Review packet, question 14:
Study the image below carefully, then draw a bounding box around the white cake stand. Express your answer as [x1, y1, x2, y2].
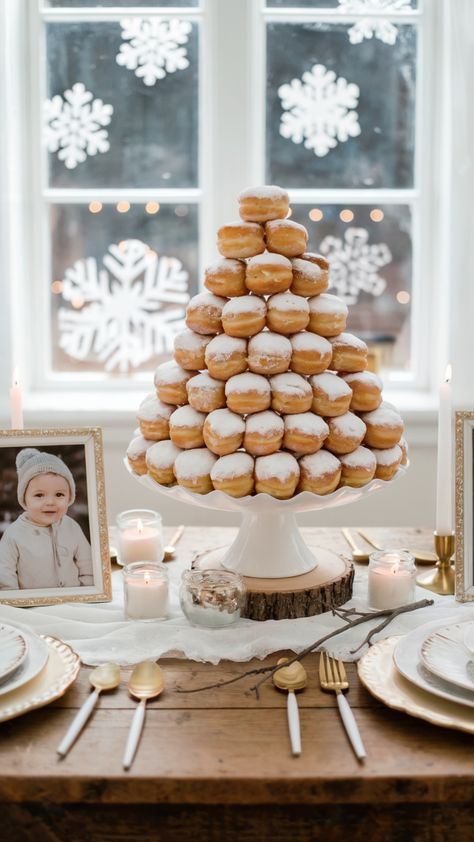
[125, 460, 407, 579]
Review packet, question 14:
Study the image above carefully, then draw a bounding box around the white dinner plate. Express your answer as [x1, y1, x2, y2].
[420, 622, 474, 693]
[393, 613, 474, 710]
[0, 623, 28, 682]
[0, 621, 49, 697]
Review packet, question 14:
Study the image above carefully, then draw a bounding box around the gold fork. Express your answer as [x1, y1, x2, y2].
[319, 653, 367, 762]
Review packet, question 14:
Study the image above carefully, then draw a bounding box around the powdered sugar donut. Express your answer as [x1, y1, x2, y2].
[309, 372, 353, 417]
[205, 335, 248, 380]
[372, 444, 402, 480]
[203, 408, 245, 456]
[291, 257, 329, 297]
[217, 221, 265, 259]
[361, 406, 404, 449]
[186, 372, 226, 413]
[399, 436, 408, 466]
[342, 371, 383, 412]
[239, 185, 289, 223]
[174, 329, 212, 371]
[298, 450, 342, 495]
[270, 372, 313, 414]
[154, 360, 196, 406]
[146, 440, 182, 486]
[329, 333, 368, 373]
[300, 252, 330, 272]
[126, 435, 154, 476]
[185, 292, 227, 336]
[247, 331, 292, 375]
[204, 258, 247, 298]
[137, 394, 175, 441]
[225, 372, 271, 414]
[255, 452, 300, 499]
[283, 412, 329, 455]
[221, 295, 266, 338]
[169, 405, 206, 450]
[243, 410, 284, 456]
[174, 448, 217, 494]
[325, 412, 367, 455]
[308, 294, 348, 337]
[211, 452, 255, 497]
[266, 292, 310, 335]
[245, 253, 292, 295]
[338, 446, 376, 488]
[290, 332, 332, 376]
[265, 219, 308, 258]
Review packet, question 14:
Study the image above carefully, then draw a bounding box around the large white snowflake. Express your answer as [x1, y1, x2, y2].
[57, 240, 189, 373]
[338, 0, 413, 45]
[116, 17, 192, 86]
[43, 83, 113, 170]
[278, 64, 360, 158]
[320, 227, 392, 304]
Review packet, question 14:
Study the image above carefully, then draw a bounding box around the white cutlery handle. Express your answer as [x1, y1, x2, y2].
[57, 689, 100, 757]
[123, 700, 146, 770]
[287, 691, 301, 756]
[336, 693, 366, 761]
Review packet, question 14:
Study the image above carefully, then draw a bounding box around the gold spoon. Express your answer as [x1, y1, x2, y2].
[164, 524, 185, 561]
[273, 657, 307, 756]
[356, 530, 439, 565]
[57, 662, 121, 758]
[341, 528, 370, 563]
[123, 661, 164, 770]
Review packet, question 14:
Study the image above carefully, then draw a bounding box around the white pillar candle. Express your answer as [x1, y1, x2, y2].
[368, 551, 416, 610]
[435, 364, 453, 535]
[116, 510, 163, 564]
[10, 369, 23, 429]
[123, 565, 169, 621]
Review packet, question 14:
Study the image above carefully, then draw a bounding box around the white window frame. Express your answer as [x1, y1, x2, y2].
[0, 0, 455, 429]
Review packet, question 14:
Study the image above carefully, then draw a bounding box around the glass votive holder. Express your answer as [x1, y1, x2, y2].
[123, 561, 169, 621]
[367, 549, 416, 610]
[116, 509, 163, 565]
[180, 569, 246, 628]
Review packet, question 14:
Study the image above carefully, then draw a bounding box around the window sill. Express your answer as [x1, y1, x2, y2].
[0, 388, 438, 447]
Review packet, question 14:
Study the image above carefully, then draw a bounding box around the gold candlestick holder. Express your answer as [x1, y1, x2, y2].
[416, 532, 455, 595]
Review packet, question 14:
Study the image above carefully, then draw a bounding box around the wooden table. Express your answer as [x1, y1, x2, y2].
[1, 527, 473, 842]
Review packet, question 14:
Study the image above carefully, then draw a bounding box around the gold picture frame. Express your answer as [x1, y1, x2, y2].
[0, 427, 112, 607]
[455, 411, 474, 601]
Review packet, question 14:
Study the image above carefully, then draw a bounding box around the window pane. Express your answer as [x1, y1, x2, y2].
[265, 1, 418, 9]
[290, 203, 413, 372]
[266, 22, 416, 188]
[45, 21, 199, 187]
[45, 1, 200, 7]
[49, 202, 199, 375]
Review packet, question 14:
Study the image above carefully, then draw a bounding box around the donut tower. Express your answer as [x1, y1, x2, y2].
[127, 185, 407, 500]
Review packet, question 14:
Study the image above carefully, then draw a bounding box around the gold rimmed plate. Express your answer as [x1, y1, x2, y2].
[0, 623, 28, 683]
[358, 636, 474, 735]
[0, 636, 80, 724]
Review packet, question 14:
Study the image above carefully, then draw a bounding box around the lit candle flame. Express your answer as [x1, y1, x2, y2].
[144, 574, 150, 586]
[445, 363, 452, 383]
[12, 367, 20, 388]
[137, 518, 143, 534]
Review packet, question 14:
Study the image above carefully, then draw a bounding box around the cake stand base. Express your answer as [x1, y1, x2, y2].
[192, 546, 354, 621]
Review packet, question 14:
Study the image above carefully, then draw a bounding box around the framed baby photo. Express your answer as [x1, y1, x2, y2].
[455, 411, 474, 602]
[0, 427, 112, 607]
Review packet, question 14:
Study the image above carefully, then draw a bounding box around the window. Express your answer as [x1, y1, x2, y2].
[0, 0, 445, 409]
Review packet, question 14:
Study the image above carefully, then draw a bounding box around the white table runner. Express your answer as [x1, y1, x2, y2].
[0, 556, 472, 665]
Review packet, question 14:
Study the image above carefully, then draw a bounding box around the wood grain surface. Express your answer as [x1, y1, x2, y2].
[0, 527, 472, 842]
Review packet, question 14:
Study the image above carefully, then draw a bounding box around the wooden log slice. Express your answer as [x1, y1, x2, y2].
[192, 547, 354, 621]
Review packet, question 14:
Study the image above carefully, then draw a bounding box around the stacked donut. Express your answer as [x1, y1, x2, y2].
[127, 185, 407, 499]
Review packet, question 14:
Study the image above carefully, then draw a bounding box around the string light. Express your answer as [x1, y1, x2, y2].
[51, 280, 63, 294]
[175, 205, 188, 217]
[396, 291, 411, 305]
[340, 209, 354, 223]
[71, 296, 84, 309]
[89, 201, 102, 214]
[145, 201, 160, 214]
[116, 201, 130, 213]
[370, 208, 384, 222]
[309, 208, 323, 222]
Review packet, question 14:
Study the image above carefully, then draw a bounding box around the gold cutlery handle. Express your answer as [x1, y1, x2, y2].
[341, 528, 359, 553]
[357, 530, 381, 551]
[169, 524, 185, 548]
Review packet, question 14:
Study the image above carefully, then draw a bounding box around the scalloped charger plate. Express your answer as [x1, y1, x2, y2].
[358, 636, 474, 734]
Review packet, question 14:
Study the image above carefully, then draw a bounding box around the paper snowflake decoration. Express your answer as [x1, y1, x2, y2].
[43, 83, 113, 170]
[57, 240, 190, 373]
[320, 227, 392, 304]
[278, 64, 361, 158]
[338, 0, 413, 45]
[116, 17, 192, 86]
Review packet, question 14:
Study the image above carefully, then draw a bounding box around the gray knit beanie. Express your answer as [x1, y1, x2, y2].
[16, 448, 76, 509]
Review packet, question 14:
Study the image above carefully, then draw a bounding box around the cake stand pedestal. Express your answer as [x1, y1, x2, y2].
[125, 460, 407, 620]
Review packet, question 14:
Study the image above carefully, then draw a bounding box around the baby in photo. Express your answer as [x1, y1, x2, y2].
[0, 448, 93, 590]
